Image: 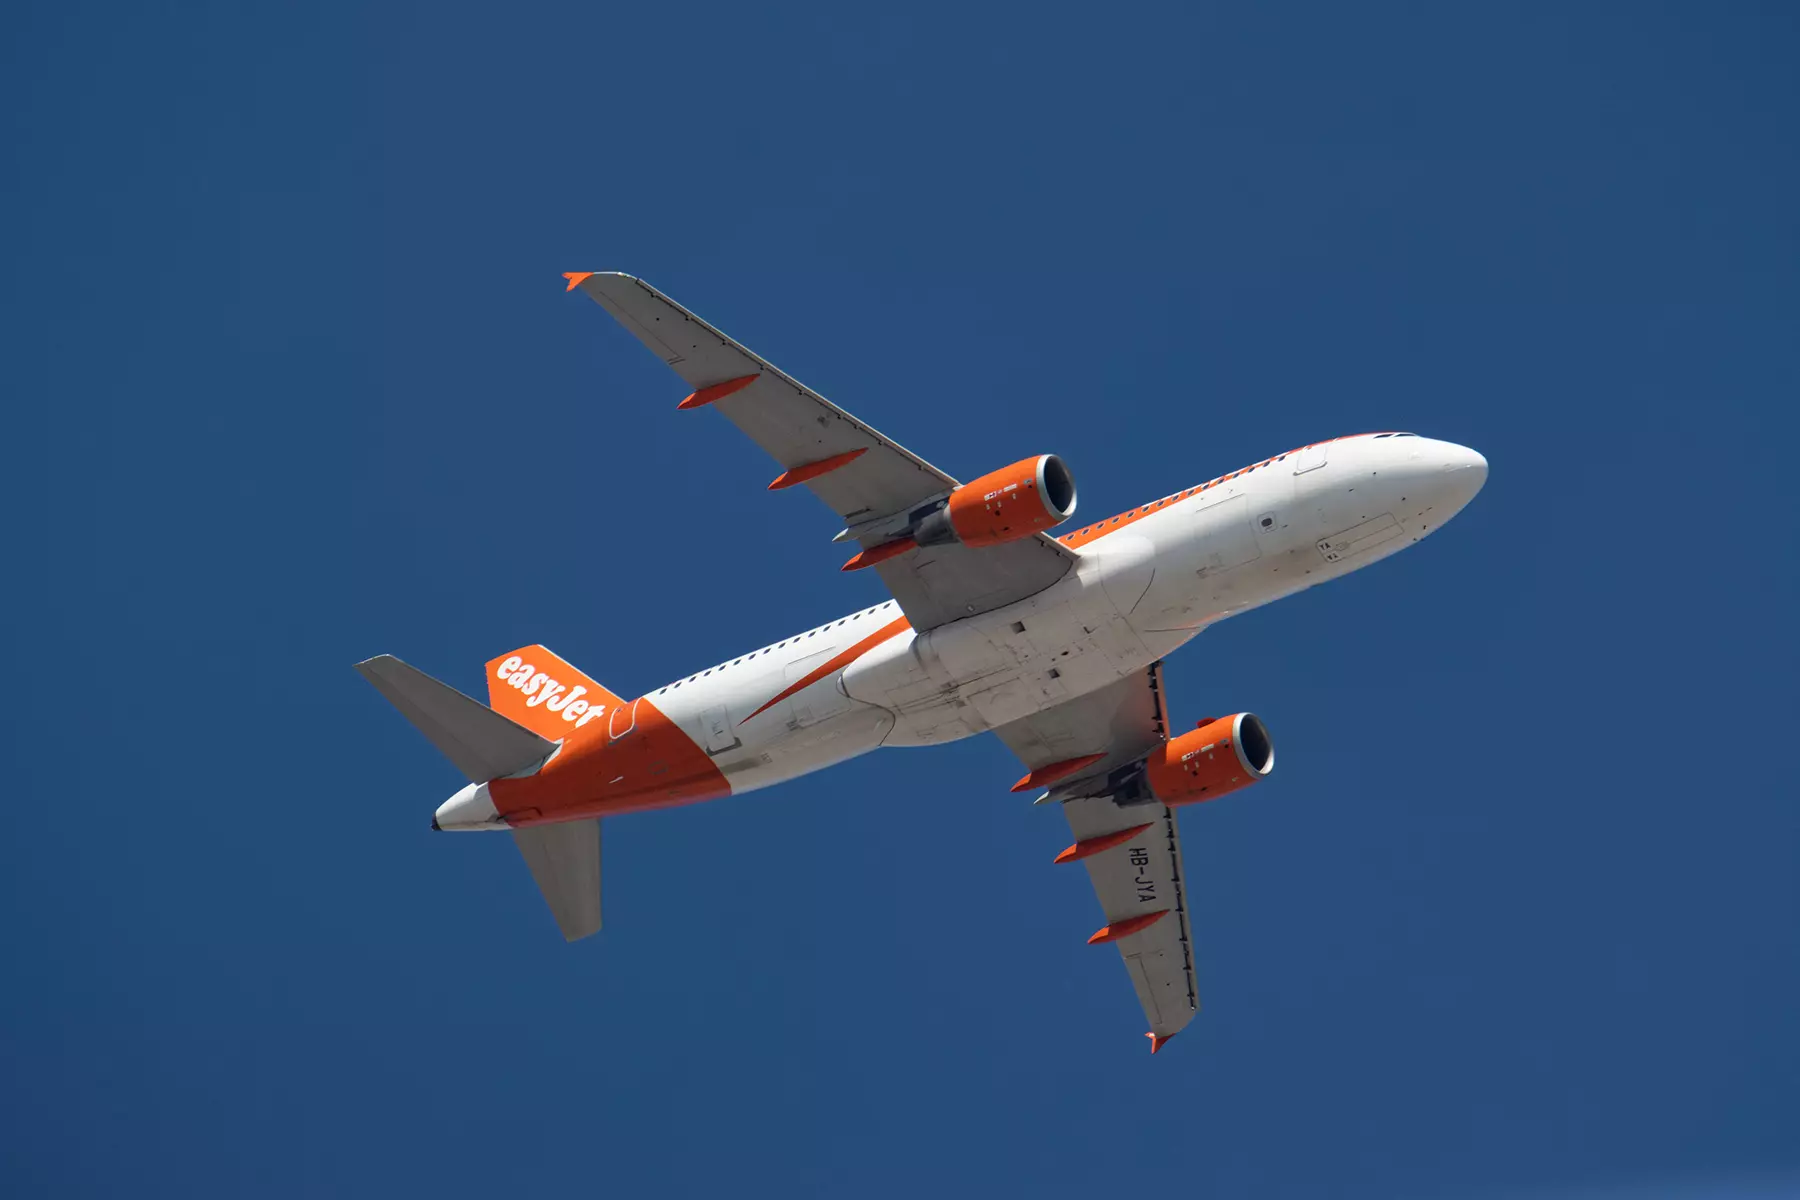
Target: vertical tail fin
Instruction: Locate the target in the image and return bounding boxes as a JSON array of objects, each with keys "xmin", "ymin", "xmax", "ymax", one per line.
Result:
[{"xmin": 485, "ymin": 645, "xmax": 628, "ymax": 741}]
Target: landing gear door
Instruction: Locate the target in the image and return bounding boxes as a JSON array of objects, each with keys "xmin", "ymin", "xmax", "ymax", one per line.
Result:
[{"xmin": 1291, "ymin": 444, "xmax": 1329, "ymax": 474}]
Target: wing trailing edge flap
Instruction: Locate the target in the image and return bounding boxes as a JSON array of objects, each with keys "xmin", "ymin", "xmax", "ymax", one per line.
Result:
[{"xmin": 513, "ymin": 819, "xmax": 603, "ymax": 942}]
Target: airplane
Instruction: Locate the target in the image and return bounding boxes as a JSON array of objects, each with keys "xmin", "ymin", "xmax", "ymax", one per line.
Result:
[{"xmin": 357, "ymin": 271, "xmax": 1488, "ymax": 1053}]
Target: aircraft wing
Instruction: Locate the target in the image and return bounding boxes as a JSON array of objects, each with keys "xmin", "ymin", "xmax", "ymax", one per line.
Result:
[
  {"xmin": 569, "ymin": 272, "xmax": 1076, "ymax": 630},
  {"xmin": 994, "ymin": 664, "xmax": 1200, "ymax": 1050}
]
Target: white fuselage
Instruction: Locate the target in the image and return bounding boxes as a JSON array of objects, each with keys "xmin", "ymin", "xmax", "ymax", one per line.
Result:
[{"xmin": 636, "ymin": 433, "xmax": 1487, "ymax": 797}]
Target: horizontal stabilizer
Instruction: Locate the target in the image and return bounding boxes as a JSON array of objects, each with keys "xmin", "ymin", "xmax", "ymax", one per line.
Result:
[
  {"xmin": 356, "ymin": 655, "xmax": 556, "ymax": 783},
  {"xmin": 513, "ymin": 820, "xmax": 603, "ymax": 941}
]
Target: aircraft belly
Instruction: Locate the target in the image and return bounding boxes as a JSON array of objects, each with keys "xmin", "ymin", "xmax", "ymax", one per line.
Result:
[
  {"xmin": 721, "ymin": 703, "xmax": 897, "ymax": 793},
  {"xmin": 831, "ymin": 550, "xmax": 1174, "ymax": 748}
]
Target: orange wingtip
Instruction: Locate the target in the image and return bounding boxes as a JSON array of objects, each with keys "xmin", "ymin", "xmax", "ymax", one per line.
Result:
[
  {"xmin": 678, "ymin": 373, "xmax": 761, "ymax": 410},
  {"xmin": 841, "ymin": 536, "xmax": 917, "ymax": 572},
  {"xmin": 1087, "ymin": 909, "xmax": 1170, "ymax": 945},
  {"xmin": 562, "ymin": 271, "xmax": 594, "ymax": 292},
  {"xmin": 1147, "ymin": 1031, "xmax": 1176, "ymax": 1054},
  {"xmin": 1011, "ymin": 752, "xmax": 1106, "ymax": 793},
  {"xmin": 1053, "ymin": 823, "xmax": 1154, "ymax": 864},
  {"xmin": 769, "ymin": 447, "xmax": 867, "ymax": 490}
]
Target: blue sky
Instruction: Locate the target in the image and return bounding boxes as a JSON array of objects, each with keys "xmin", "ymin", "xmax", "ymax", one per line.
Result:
[{"xmin": 5, "ymin": 2, "xmax": 1797, "ymax": 1196}]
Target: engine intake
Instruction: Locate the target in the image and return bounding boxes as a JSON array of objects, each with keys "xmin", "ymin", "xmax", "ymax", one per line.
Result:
[
  {"xmin": 915, "ymin": 455, "xmax": 1077, "ymax": 549},
  {"xmin": 1144, "ymin": 712, "xmax": 1274, "ymax": 806}
]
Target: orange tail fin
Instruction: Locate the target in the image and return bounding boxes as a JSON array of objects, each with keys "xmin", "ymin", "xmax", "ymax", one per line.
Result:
[{"xmin": 485, "ymin": 645, "xmax": 628, "ymax": 740}]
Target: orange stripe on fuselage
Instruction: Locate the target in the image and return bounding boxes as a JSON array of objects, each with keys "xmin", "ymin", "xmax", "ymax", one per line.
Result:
[
  {"xmin": 1056, "ymin": 434, "xmax": 1379, "ymax": 551},
  {"xmin": 742, "ymin": 615, "xmax": 911, "ymax": 723}
]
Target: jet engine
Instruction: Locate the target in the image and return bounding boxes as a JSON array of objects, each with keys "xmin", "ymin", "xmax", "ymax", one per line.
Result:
[
  {"xmin": 1141, "ymin": 712, "xmax": 1274, "ymax": 806},
  {"xmin": 914, "ymin": 454, "xmax": 1078, "ymax": 548},
  {"xmin": 841, "ymin": 454, "xmax": 1078, "ymax": 571}
]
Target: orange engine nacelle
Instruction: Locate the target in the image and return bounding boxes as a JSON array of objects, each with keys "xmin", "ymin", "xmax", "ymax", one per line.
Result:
[
  {"xmin": 915, "ymin": 455, "xmax": 1077, "ymax": 549},
  {"xmin": 1144, "ymin": 713, "xmax": 1275, "ymax": 806}
]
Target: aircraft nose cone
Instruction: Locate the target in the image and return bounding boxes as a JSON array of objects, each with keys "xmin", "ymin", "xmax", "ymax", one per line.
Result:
[
  {"xmin": 1428, "ymin": 441, "xmax": 1488, "ymax": 515},
  {"xmin": 1443, "ymin": 442, "xmax": 1487, "ymax": 487},
  {"xmin": 1448, "ymin": 442, "xmax": 1487, "ymax": 473}
]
